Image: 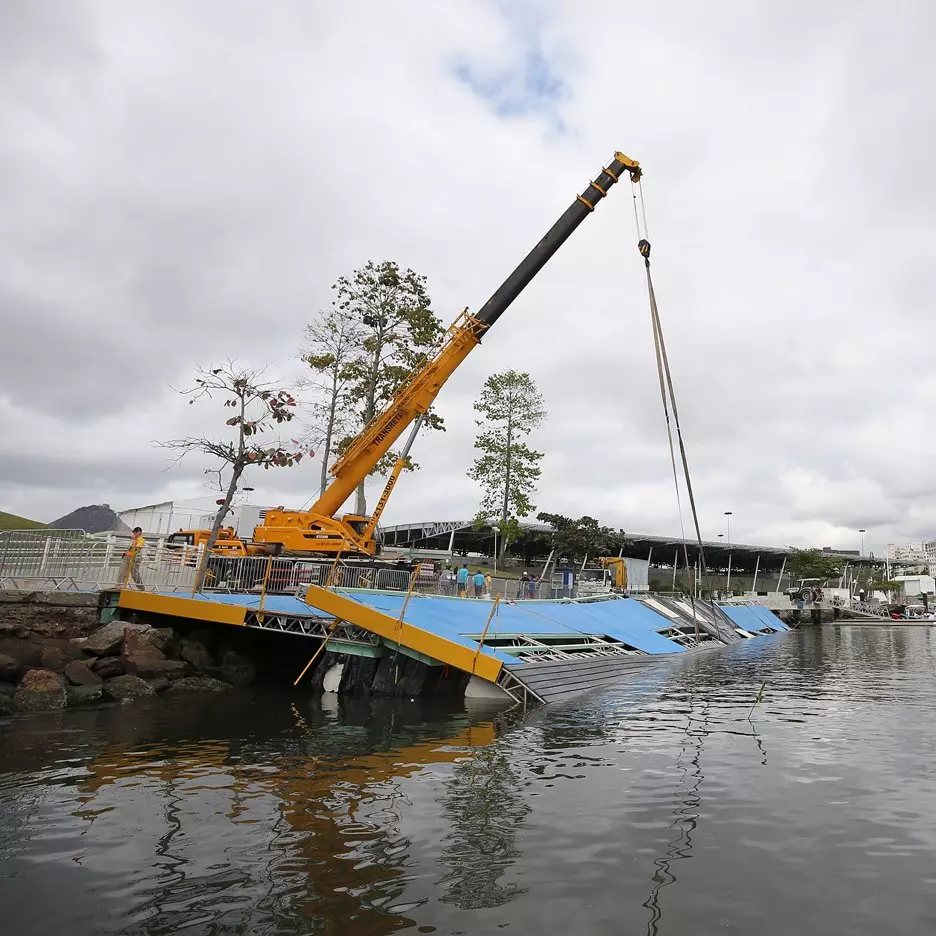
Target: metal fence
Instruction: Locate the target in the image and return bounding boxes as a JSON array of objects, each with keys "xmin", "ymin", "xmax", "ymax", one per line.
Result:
[{"xmin": 0, "ymin": 530, "xmax": 605, "ymax": 600}]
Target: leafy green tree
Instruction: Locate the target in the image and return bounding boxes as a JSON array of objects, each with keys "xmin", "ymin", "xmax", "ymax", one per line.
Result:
[
  {"xmin": 332, "ymin": 261, "xmax": 445, "ymax": 515},
  {"xmin": 468, "ymin": 371, "xmax": 546, "ymax": 560},
  {"xmin": 536, "ymin": 512, "xmax": 618, "ymax": 562},
  {"xmin": 787, "ymin": 548, "xmax": 844, "ymax": 582}
]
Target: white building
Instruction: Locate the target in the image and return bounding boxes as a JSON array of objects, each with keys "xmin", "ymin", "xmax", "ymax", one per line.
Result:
[
  {"xmin": 886, "ymin": 542, "xmax": 929, "ymax": 563},
  {"xmin": 118, "ymin": 497, "xmax": 275, "ymax": 538}
]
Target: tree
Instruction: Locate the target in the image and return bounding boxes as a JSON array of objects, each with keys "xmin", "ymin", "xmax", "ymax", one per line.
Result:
[
  {"xmin": 787, "ymin": 549, "xmax": 844, "ymax": 582},
  {"xmin": 160, "ymin": 362, "xmax": 304, "ymax": 586},
  {"xmin": 536, "ymin": 512, "xmax": 618, "ymax": 562},
  {"xmin": 299, "ymin": 309, "xmax": 362, "ymax": 499},
  {"xmin": 332, "ymin": 260, "xmax": 446, "ymax": 515},
  {"xmin": 468, "ymin": 370, "xmax": 546, "ymax": 560}
]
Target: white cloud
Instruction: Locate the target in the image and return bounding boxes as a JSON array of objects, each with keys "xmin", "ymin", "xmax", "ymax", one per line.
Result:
[{"xmin": 2, "ymin": 0, "xmax": 935, "ymax": 557}]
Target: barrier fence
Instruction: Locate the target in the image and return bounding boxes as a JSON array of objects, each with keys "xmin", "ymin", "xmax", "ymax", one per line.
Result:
[{"xmin": 0, "ymin": 531, "xmax": 609, "ymax": 601}]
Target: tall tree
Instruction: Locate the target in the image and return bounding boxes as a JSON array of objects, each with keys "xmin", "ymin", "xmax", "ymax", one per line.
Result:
[
  {"xmin": 468, "ymin": 370, "xmax": 546, "ymax": 561},
  {"xmin": 299, "ymin": 309, "xmax": 361, "ymax": 499},
  {"xmin": 536, "ymin": 512, "xmax": 618, "ymax": 562},
  {"xmin": 332, "ymin": 260, "xmax": 446, "ymax": 515},
  {"xmin": 160, "ymin": 362, "xmax": 304, "ymax": 587}
]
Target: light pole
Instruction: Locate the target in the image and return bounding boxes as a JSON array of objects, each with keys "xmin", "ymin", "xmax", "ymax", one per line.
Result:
[
  {"xmin": 859, "ymin": 528, "xmax": 866, "ymax": 557},
  {"xmin": 725, "ymin": 511, "xmax": 733, "ymax": 593}
]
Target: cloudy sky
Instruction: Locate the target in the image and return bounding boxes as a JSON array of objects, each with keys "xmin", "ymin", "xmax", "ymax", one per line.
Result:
[{"xmin": 2, "ymin": 0, "xmax": 935, "ymax": 554}]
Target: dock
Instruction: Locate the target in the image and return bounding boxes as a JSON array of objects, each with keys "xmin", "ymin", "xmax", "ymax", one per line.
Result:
[{"xmin": 111, "ymin": 587, "xmax": 789, "ymax": 706}]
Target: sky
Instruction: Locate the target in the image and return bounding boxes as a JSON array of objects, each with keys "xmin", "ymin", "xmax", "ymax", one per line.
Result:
[{"xmin": 2, "ymin": 0, "xmax": 936, "ymax": 555}]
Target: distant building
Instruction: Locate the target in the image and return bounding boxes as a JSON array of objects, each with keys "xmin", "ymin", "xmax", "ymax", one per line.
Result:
[
  {"xmin": 117, "ymin": 497, "xmax": 274, "ymax": 538},
  {"xmin": 886, "ymin": 542, "xmax": 929, "ymax": 563}
]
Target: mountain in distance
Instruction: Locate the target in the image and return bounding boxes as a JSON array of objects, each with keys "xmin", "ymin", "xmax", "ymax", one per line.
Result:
[{"xmin": 51, "ymin": 504, "xmax": 131, "ymax": 535}]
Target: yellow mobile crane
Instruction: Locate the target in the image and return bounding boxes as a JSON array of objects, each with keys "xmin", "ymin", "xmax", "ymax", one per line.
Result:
[{"xmin": 247, "ymin": 151, "xmax": 642, "ymax": 557}]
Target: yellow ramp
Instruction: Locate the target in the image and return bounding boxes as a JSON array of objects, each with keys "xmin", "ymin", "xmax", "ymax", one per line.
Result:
[
  {"xmin": 117, "ymin": 590, "xmax": 247, "ymax": 626},
  {"xmin": 304, "ymin": 585, "xmax": 503, "ymax": 684}
]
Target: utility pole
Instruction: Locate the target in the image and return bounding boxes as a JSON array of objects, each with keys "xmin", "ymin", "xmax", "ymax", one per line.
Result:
[
  {"xmin": 725, "ymin": 511, "xmax": 733, "ymax": 593},
  {"xmin": 859, "ymin": 528, "xmax": 866, "ymax": 557}
]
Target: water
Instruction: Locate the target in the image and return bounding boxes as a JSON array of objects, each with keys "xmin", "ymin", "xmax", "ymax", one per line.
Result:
[{"xmin": 2, "ymin": 625, "xmax": 936, "ymax": 935}]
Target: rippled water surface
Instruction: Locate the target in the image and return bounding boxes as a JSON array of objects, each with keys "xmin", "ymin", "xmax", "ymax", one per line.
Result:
[{"xmin": 3, "ymin": 625, "xmax": 936, "ymax": 934}]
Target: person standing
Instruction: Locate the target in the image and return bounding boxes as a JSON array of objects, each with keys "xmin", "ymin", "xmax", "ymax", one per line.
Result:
[
  {"xmin": 121, "ymin": 527, "xmax": 146, "ymax": 589},
  {"xmin": 472, "ymin": 570, "xmax": 485, "ymax": 598},
  {"xmin": 456, "ymin": 564, "xmax": 470, "ymax": 597}
]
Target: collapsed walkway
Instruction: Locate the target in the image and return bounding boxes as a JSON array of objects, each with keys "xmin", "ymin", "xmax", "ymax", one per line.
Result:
[{"xmin": 113, "ymin": 587, "xmax": 789, "ymax": 706}]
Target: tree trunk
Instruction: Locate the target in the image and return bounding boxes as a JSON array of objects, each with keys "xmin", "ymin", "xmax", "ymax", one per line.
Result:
[
  {"xmin": 195, "ymin": 460, "xmax": 245, "ymax": 591},
  {"xmin": 320, "ymin": 371, "xmax": 339, "ymax": 499},
  {"xmin": 356, "ymin": 324, "xmax": 384, "ymax": 517},
  {"xmin": 499, "ymin": 409, "xmax": 513, "ymax": 563}
]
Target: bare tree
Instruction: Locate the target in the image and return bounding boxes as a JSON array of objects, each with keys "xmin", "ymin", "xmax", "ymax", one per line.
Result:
[
  {"xmin": 160, "ymin": 362, "xmax": 304, "ymax": 586},
  {"xmin": 299, "ymin": 309, "xmax": 361, "ymax": 499}
]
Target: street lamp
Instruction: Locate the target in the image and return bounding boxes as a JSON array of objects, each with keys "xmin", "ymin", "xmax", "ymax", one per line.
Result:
[
  {"xmin": 724, "ymin": 512, "xmax": 733, "ymax": 592},
  {"xmin": 859, "ymin": 528, "xmax": 866, "ymax": 557}
]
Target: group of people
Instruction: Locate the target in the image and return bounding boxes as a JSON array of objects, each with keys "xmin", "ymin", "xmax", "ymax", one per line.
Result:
[
  {"xmin": 438, "ymin": 564, "xmax": 490, "ymax": 598},
  {"xmin": 438, "ymin": 565, "xmax": 538, "ymax": 599}
]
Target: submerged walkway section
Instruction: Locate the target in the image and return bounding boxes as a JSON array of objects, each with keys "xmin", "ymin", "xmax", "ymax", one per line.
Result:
[{"xmin": 114, "ymin": 588, "xmax": 788, "ymax": 705}]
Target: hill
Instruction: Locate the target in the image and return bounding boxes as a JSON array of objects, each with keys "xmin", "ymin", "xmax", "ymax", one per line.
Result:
[
  {"xmin": 0, "ymin": 511, "xmax": 48, "ymax": 531},
  {"xmin": 51, "ymin": 504, "xmax": 130, "ymax": 535}
]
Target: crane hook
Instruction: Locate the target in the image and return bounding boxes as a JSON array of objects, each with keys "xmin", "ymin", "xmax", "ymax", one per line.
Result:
[{"xmin": 638, "ymin": 238, "xmax": 651, "ymax": 266}]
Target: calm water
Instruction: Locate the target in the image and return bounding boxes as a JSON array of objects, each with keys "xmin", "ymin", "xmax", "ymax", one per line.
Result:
[{"xmin": 2, "ymin": 625, "xmax": 936, "ymax": 935}]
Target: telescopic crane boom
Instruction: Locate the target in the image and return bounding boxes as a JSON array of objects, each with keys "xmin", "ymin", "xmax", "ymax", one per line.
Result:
[{"xmin": 253, "ymin": 151, "xmax": 642, "ymax": 556}]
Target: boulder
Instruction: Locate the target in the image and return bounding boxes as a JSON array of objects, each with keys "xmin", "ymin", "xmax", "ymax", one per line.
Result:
[
  {"xmin": 40, "ymin": 647, "xmax": 72, "ymax": 672},
  {"xmin": 0, "ymin": 637, "xmax": 43, "ymax": 668},
  {"xmin": 147, "ymin": 627, "xmax": 177, "ymax": 654},
  {"xmin": 0, "ymin": 653, "xmax": 21, "ymax": 682},
  {"xmin": 66, "ymin": 684, "xmax": 103, "ymax": 707},
  {"xmin": 211, "ymin": 664, "xmax": 256, "ymax": 687},
  {"xmin": 129, "ymin": 658, "xmax": 187, "ymax": 679},
  {"xmin": 64, "ymin": 660, "xmax": 103, "ymax": 687},
  {"xmin": 83, "ymin": 620, "xmax": 149, "ymax": 656},
  {"xmin": 90, "ymin": 656, "xmax": 126, "ymax": 680},
  {"xmin": 102, "ymin": 674, "xmax": 156, "ymax": 703},
  {"xmin": 13, "ymin": 669, "xmax": 67, "ymax": 712},
  {"xmin": 178, "ymin": 638, "xmax": 214, "ymax": 671},
  {"xmin": 168, "ymin": 676, "xmax": 231, "ymax": 694},
  {"xmin": 143, "ymin": 676, "xmax": 170, "ymax": 693},
  {"xmin": 0, "ymin": 682, "xmax": 16, "ymax": 698},
  {"xmin": 122, "ymin": 628, "xmax": 166, "ymax": 662},
  {"xmin": 0, "ymin": 694, "xmax": 13, "ymax": 716}
]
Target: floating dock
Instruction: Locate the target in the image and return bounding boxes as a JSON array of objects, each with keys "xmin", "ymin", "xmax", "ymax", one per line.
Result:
[{"xmin": 112, "ymin": 587, "xmax": 788, "ymax": 706}]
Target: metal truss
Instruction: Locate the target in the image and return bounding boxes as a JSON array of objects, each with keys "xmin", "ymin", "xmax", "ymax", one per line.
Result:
[
  {"xmin": 496, "ymin": 667, "xmax": 545, "ymax": 707},
  {"xmin": 243, "ymin": 611, "xmax": 381, "ymax": 652}
]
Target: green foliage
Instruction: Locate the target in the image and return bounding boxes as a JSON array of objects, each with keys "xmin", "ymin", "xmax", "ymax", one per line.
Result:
[
  {"xmin": 0, "ymin": 511, "xmax": 47, "ymax": 530},
  {"xmin": 536, "ymin": 512, "xmax": 618, "ymax": 562},
  {"xmin": 328, "ymin": 260, "xmax": 446, "ymax": 512},
  {"xmin": 786, "ymin": 549, "xmax": 843, "ymax": 582},
  {"xmin": 468, "ymin": 371, "xmax": 546, "ymax": 558}
]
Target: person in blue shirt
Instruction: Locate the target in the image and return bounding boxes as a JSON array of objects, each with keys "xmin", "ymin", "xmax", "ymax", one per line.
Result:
[
  {"xmin": 472, "ymin": 570, "xmax": 486, "ymax": 597},
  {"xmin": 456, "ymin": 564, "xmax": 469, "ymax": 597}
]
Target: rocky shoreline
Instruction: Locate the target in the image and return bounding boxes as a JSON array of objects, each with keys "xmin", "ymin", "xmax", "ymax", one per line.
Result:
[{"xmin": 0, "ymin": 597, "xmax": 255, "ymax": 715}]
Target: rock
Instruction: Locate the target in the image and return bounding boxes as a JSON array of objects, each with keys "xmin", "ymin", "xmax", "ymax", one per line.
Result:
[
  {"xmin": 0, "ymin": 682, "xmax": 16, "ymax": 698},
  {"xmin": 122, "ymin": 628, "xmax": 166, "ymax": 662},
  {"xmin": 66, "ymin": 684, "xmax": 103, "ymax": 706},
  {"xmin": 90, "ymin": 656, "xmax": 126, "ymax": 679},
  {"xmin": 64, "ymin": 660, "xmax": 103, "ymax": 687},
  {"xmin": 13, "ymin": 669, "xmax": 67, "ymax": 712},
  {"xmin": 40, "ymin": 647, "xmax": 72, "ymax": 672},
  {"xmin": 0, "ymin": 653, "xmax": 21, "ymax": 682},
  {"xmin": 102, "ymin": 674, "xmax": 156, "ymax": 703},
  {"xmin": 211, "ymin": 664, "xmax": 256, "ymax": 687},
  {"xmin": 143, "ymin": 676, "xmax": 170, "ymax": 693},
  {"xmin": 83, "ymin": 620, "xmax": 149, "ymax": 656},
  {"xmin": 168, "ymin": 676, "xmax": 231, "ymax": 694},
  {"xmin": 178, "ymin": 638, "xmax": 214, "ymax": 671},
  {"xmin": 147, "ymin": 627, "xmax": 177, "ymax": 654},
  {"xmin": 0, "ymin": 694, "xmax": 13, "ymax": 716},
  {"xmin": 129, "ymin": 658, "xmax": 187, "ymax": 679},
  {"xmin": 0, "ymin": 637, "xmax": 43, "ymax": 668}
]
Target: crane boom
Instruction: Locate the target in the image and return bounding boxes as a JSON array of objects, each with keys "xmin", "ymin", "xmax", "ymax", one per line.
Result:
[{"xmin": 254, "ymin": 151, "xmax": 641, "ymax": 556}]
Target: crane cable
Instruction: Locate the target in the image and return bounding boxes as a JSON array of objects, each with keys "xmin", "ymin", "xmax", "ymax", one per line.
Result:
[{"xmin": 631, "ymin": 179, "xmax": 707, "ymax": 641}]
